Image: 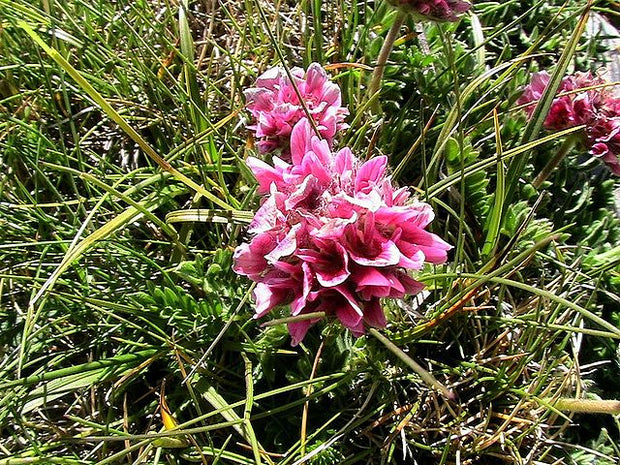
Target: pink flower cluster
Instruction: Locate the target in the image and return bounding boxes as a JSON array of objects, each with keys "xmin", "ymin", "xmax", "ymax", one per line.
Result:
[
  {"xmin": 234, "ymin": 66, "xmax": 451, "ymax": 344},
  {"xmin": 389, "ymin": 0, "xmax": 471, "ymax": 21},
  {"xmin": 587, "ymin": 114, "xmax": 620, "ymax": 175},
  {"xmin": 517, "ymin": 71, "xmax": 606, "ymax": 130},
  {"xmin": 244, "ymin": 63, "xmax": 348, "ymax": 160},
  {"xmin": 518, "ymin": 71, "xmax": 620, "ymax": 175}
]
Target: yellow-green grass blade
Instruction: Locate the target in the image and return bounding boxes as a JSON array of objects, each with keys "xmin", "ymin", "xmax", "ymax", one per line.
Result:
[
  {"xmin": 427, "ymin": 125, "xmax": 584, "ymax": 198},
  {"xmin": 504, "ymin": 1, "xmax": 593, "ymax": 205},
  {"xmin": 0, "ymin": 349, "xmax": 159, "ymax": 391},
  {"xmin": 18, "ymin": 20, "xmax": 234, "ymax": 211},
  {"xmin": 423, "ymin": 273, "xmax": 620, "ymax": 339},
  {"xmin": 166, "ymin": 208, "xmax": 253, "ymax": 225},
  {"xmin": 481, "ymin": 109, "xmax": 506, "ymax": 258}
]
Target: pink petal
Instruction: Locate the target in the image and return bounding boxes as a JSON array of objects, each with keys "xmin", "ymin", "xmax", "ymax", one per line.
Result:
[
  {"xmin": 374, "ymin": 202, "xmax": 435, "ymax": 228},
  {"xmin": 288, "ymin": 319, "xmax": 313, "ymax": 346},
  {"xmin": 334, "ymin": 147, "xmax": 355, "ymax": 180},
  {"xmin": 355, "ymin": 156, "xmax": 388, "ymax": 193},
  {"xmin": 336, "ymin": 304, "xmax": 363, "ymax": 330},
  {"xmin": 354, "ymin": 266, "xmax": 393, "ymax": 299},
  {"xmin": 248, "ymin": 192, "xmax": 285, "ymax": 234},
  {"xmin": 397, "ymin": 248, "xmax": 426, "ymax": 270},
  {"xmin": 291, "ymin": 262, "xmax": 314, "ymax": 316},
  {"xmin": 246, "ymin": 157, "xmax": 287, "ymax": 195},
  {"xmin": 244, "ymin": 88, "xmax": 273, "ymax": 113},
  {"xmin": 290, "ymin": 118, "xmax": 313, "ymax": 165},
  {"xmin": 305, "ymin": 62, "xmax": 328, "ymax": 94},
  {"xmin": 349, "ymin": 238, "xmax": 401, "ymax": 267},
  {"xmin": 232, "ymin": 233, "xmax": 276, "ymax": 277},
  {"xmin": 315, "ymin": 242, "xmax": 350, "ymax": 287},
  {"xmin": 331, "ymin": 286, "xmax": 363, "ymax": 331},
  {"xmin": 300, "ymin": 150, "xmax": 332, "ymax": 185},
  {"xmin": 354, "ymin": 267, "xmax": 392, "ymax": 288},
  {"xmin": 392, "ymin": 187, "xmax": 411, "ymax": 205},
  {"xmin": 254, "ymin": 66, "xmax": 282, "ymax": 88},
  {"xmin": 390, "ymin": 272, "xmax": 425, "ymax": 298},
  {"xmin": 363, "ymin": 299, "xmax": 387, "ymax": 328},
  {"xmin": 254, "ymin": 283, "xmax": 291, "ymax": 318},
  {"xmin": 265, "ymin": 224, "xmax": 300, "ymax": 263},
  {"xmin": 284, "ymin": 175, "xmax": 320, "ymax": 210},
  {"xmin": 399, "ymin": 224, "xmax": 453, "ymax": 264}
]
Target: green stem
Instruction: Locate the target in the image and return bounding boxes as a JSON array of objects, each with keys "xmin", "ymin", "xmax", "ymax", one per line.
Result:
[
  {"xmin": 532, "ymin": 136, "xmax": 576, "ymax": 189},
  {"xmin": 367, "ymin": 11, "xmax": 406, "ymax": 114},
  {"xmin": 261, "ymin": 312, "xmax": 326, "ymax": 327},
  {"xmin": 553, "ymin": 398, "xmax": 620, "ymax": 414},
  {"xmin": 0, "ymin": 349, "xmax": 159, "ymax": 389},
  {"xmin": 369, "ymin": 328, "xmax": 455, "ymax": 400}
]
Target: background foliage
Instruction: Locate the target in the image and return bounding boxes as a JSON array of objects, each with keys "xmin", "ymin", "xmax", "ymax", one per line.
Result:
[{"xmin": 0, "ymin": 0, "xmax": 619, "ymax": 463}]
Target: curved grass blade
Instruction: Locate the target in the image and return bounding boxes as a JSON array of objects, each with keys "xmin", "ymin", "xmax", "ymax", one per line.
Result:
[
  {"xmin": 18, "ymin": 20, "xmax": 233, "ymax": 211},
  {"xmin": 166, "ymin": 209, "xmax": 253, "ymax": 225},
  {"xmin": 0, "ymin": 349, "xmax": 159, "ymax": 390},
  {"xmin": 504, "ymin": 0, "xmax": 593, "ymax": 206},
  {"xmin": 424, "ymin": 272, "xmax": 620, "ymax": 339},
  {"xmin": 481, "ymin": 109, "xmax": 505, "ymax": 258}
]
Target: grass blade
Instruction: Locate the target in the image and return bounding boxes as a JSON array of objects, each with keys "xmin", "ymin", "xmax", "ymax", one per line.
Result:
[
  {"xmin": 504, "ymin": 1, "xmax": 593, "ymax": 205},
  {"xmin": 18, "ymin": 20, "xmax": 234, "ymax": 211}
]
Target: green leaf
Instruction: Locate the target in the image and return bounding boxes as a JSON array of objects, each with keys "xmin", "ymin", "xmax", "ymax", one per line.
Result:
[
  {"xmin": 504, "ymin": 1, "xmax": 593, "ymax": 205},
  {"xmin": 18, "ymin": 20, "xmax": 234, "ymax": 211}
]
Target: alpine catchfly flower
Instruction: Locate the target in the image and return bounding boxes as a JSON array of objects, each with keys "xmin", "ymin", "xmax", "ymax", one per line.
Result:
[
  {"xmin": 517, "ymin": 71, "xmax": 606, "ymax": 131},
  {"xmin": 387, "ymin": 0, "xmax": 471, "ymax": 22},
  {"xmin": 244, "ymin": 63, "xmax": 348, "ymax": 160},
  {"xmin": 234, "ymin": 118, "xmax": 452, "ymax": 345},
  {"xmin": 586, "ymin": 112, "xmax": 620, "ymax": 175},
  {"xmin": 518, "ymin": 70, "xmax": 620, "ymax": 176}
]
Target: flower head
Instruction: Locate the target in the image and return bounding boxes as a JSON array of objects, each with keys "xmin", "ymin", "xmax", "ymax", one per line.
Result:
[
  {"xmin": 518, "ymin": 70, "xmax": 620, "ymax": 176},
  {"xmin": 517, "ymin": 71, "xmax": 606, "ymax": 131},
  {"xmin": 244, "ymin": 63, "xmax": 348, "ymax": 160},
  {"xmin": 388, "ymin": 0, "xmax": 471, "ymax": 21},
  {"xmin": 234, "ymin": 119, "xmax": 452, "ymax": 344},
  {"xmin": 586, "ymin": 114, "xmax": 620, "ymax": 175}
]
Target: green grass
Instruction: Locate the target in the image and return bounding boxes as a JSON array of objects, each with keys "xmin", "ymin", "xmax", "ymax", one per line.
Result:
[{"xmin": 1, "ymin": 0, "xmax": 619, "ymax": 463}]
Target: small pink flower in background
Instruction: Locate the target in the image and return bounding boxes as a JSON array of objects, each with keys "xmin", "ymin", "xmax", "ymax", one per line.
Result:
[
  {"xmin": 244, "ymin": 63, "xmax": 348, "ymax": 159},
  {"xmin": 518, "ymin": 70, "xmax": 620, "ymax": 176},
  {"xmin": 234, "ymin": 118, "xmax": 452, "ymax": 345},
  {"xmin": 389, "ymin": 0, "xmax": 471, "ymax": 22},
  {"xmin": 601, "ymin": 97, "xmax": 620, "ymax": 117},
  {"xmin": 517, "ymin": 71, "xmax": 606, "ymax": 130},
  {"xmin": 587, "ymin": 115, "xmax": 620, "ymax": 175}
]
